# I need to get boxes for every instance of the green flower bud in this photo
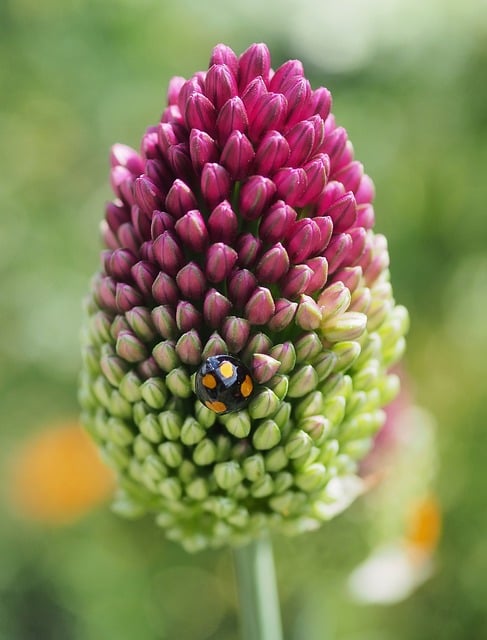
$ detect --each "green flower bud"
[248,389,281,420]
[288,365,319,398]
[119,370,142,403]
[165,367,192,398]
[250,474,274,498]
[222,411,252,438]
[193,439,217,466]
[243,454,266,481]
[252,419,281,450]
[180,417,206,445]
[140,378,167,409]
[214,461,243,490]
[158,411,182,441]
[284,430,313,460]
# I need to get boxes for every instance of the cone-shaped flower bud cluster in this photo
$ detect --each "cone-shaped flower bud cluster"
[80,43,408,551]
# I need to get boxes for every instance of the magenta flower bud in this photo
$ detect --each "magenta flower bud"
[235,233,262,268]
[205,64,238,110]
[140,127,160,159]
[286,219,321,263]
[228,269,257,307]
[238,43,271,91]
[202,332,228,358]
[157,122,184,154]
[238,176,276,221]
[334,140,354,171]
[189,129,219,173]
[167,76,185,106]
[241,76,267,115]
[311,87,332,121]
[126,306,157,342]
[258,200,296,245]
[324,233,353,275]
[325,192,357,232]
[105,201,130,233]
[150,210,174,240]
[220,131,255,180]
[356,203,375,229]
[153,231,184,276]
[115,283,143,312]
[332,266,363,293]
[165,179,197,219]
[108,249,137,281]
[176,262,207,301]
[210,44,239,76]
[269,59,304,92]
[295,294,323,330]
[222,316,251,353]
[244,287,275,325]
[251,354,281,384]
[299,155,329,207]
[152,271,179,305]
[177,75,204,113]
[283,77,312,126]
[110,143,144,175]
[243,332,273,357]
[160,104,184,127]
[175,329,202,365]
[137,356,161,380]
[110,315,130,341]
[255,243,290,283]
[280,264,313,298]
[176,300,202,332]
[167,143,193,180]
[254,131,290,176]
[102,224,119,251]
[131,260,158,298]
[94,275,117,311]
[140,240,155,263]
[174,209,209,253]
[348,227,367,266]
[206,242,238,283]
[116,222,140,254]
[208,201,238,244]
[130,205,151,240]
[317,282,351,317]
[303,256,329,294]
[133,175,164,215]
[116,330,148,363]
[355,174,375,204]
[151,305,177,339]
[200,163,231,208]
[274,167,307,208]
[184,92,217,135]
[322,126,347,164]
[334,161,364,193]
[248,93,288,142]
[268,298,298,332]
[203,288,232,328]
[286,120,316,167]
[215,96,248,145]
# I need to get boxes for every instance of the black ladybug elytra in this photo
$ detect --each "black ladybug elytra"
[195,355,254,415]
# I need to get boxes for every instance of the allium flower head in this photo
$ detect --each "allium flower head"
[79,43,409,551]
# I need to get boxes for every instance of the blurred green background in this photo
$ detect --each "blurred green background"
[1,0,487,638]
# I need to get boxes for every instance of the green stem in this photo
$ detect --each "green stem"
[233,537,283,640]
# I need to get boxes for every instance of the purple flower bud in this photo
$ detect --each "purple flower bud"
[152,339,180,372]
[210,44,239,77]
[334,140,354,171]
[165,179,197,219]
[280,264,313,298]
[115,283,143,312]
[269,341,296,373]
[238,43,271,91]
[355,174,375,204]
[152,231,184,276]
[228,269,257,307]
[167,143,193,179]
[258,200,296,244]
[178,75,204,113]
[286,219,321,263]
[94,275,117,311]
[324,233,353,275]
[317,281,351,317]
[274,167,307,208]
[110,314,130,341]
[176,261,207,300]
[110,143,144,175]
[207,201,238,244]
[116,222,140,254]
[200,163,231,208]
[131,260,158,298]
[269,59,304,92]
[356,203,375,229]
[202,332,228,358]
[130,205,151,240]
[215,97,248,145]
[189,129,219,173]
[322,126,348,164]
[248,93,288,142]
[303,256,329,294]
[140,127,160,160]
[203,288,232,328]
[222,316,251,353]
[333,161,363,193]
[111,166,134,204]
[244,287,275,325]
[255,243,290,283]
[139,240,154,263]
[268,298,298,332]
[184,92,217,135]
[220,131,255,180]
[254,131,290,176]
[116,330,148,363]
[324,192,357,232]
[295,294,323,330]
[283,77,312,126]
[311,87,332,121]
[102,224,119,251]
[241,76,267,115]
[174,209,209,253]
[157,122,184,154]
[133,175,164,215]
[149,214,171,245]
[125,306,157,342]
[167,76,186,106]
[151,305,177,339]
[238,176,276,220]
[176,300,202,332]
[251,354,281,384]
[348,227,367,266]
[105,200,130,233]
[299,155,329,207]
[137,356,161,380]
[205,64,238,110]
[175,329,202,365]
[108,249,137,281]
[236,232,262,268]
[332,266,363,293]
[206,243,238,283]
[152,271,179,305]
[243,332,273,357]
[286,120,316,167]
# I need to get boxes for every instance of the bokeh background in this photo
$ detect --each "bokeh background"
[1,0,486,638]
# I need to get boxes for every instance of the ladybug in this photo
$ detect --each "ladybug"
[195,355,254,415]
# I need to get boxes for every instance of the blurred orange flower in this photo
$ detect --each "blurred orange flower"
[9,422,115,524]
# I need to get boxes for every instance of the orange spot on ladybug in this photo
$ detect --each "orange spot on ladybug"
[240,375,253,398]
[219,360,234,379]
[205,400,228,414]
[202,373,217,389]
